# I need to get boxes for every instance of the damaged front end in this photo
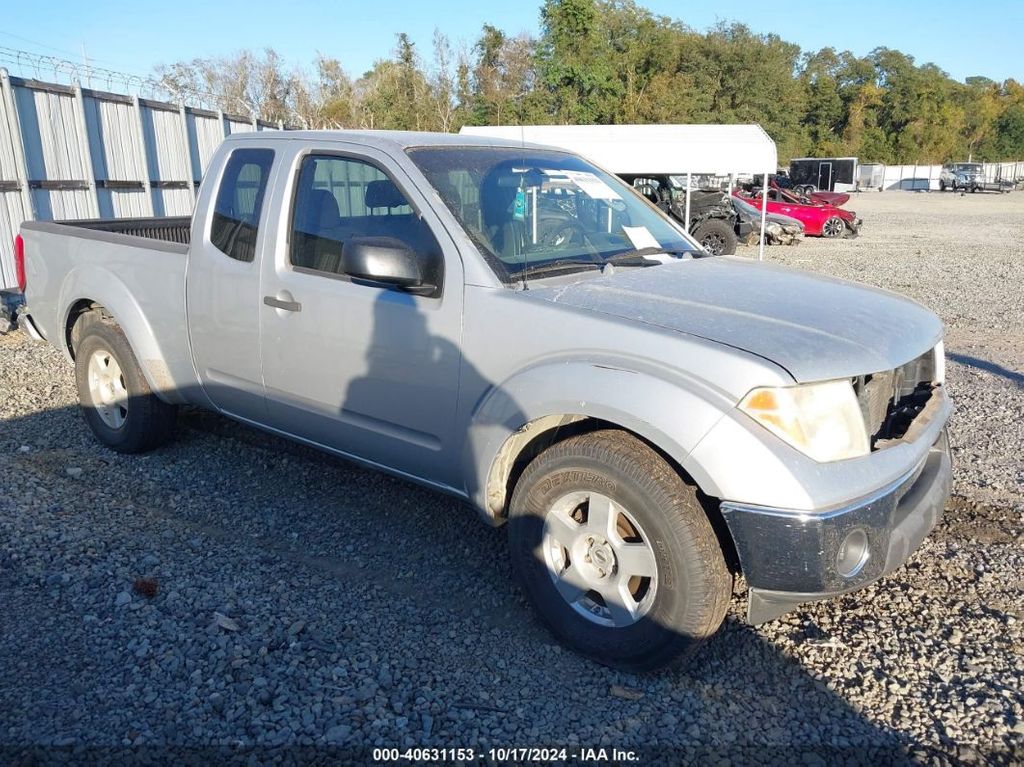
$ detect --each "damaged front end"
[730,197,804,247]
[742,219,804,246]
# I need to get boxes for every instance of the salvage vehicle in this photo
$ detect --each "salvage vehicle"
[16,131,951,671]
[731,195,803,245]
[759,174,850,207]
[618,174,742,256]
[734,187,860,238]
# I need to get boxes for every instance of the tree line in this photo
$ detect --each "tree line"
[155,0,1024,163]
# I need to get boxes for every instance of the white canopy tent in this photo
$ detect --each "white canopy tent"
[460,124,777,260]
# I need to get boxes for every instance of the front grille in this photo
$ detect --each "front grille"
[853,350,936,448]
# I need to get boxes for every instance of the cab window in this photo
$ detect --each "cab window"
[289,154,442,288]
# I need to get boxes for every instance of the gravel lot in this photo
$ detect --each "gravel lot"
[1,190,1022,762]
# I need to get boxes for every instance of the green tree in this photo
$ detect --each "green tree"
[467,25,542,126]
[994,103,1024,158]
[152,2,1024,164]
[536,0,622,122]
[678,23,807,159]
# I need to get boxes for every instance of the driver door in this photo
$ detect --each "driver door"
[257,145,466,487]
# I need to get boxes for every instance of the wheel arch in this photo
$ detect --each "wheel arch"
[464,362,736,562]
[482,412,741,571]
[59,282,186,405]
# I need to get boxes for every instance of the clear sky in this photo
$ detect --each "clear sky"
[1,0,1021,84]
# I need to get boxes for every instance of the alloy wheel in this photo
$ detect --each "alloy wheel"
[541,491,658,628]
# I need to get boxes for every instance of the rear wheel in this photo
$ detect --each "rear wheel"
[691,218,737,256]
[821,216,846,238]
[939,180,947,191]
[74,315,177,453]
[508,430,731,671]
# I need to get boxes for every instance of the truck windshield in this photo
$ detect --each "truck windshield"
[407,146,697,282]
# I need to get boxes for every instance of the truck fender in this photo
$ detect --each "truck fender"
[462,361,730,522]
[57,265,189,405]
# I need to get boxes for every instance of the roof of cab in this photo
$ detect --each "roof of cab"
[223,129,553,152]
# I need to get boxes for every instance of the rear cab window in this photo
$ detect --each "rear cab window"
[210,148,275,262]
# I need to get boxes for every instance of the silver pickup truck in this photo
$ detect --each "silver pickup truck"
[16,131,952,670]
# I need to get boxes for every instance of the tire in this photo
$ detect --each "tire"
[508,430,731,671]
[939,180,946,192]
[691,218,737,256]
[74,314,177,453]
[821,216,846,238]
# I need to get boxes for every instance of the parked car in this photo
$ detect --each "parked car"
[16,130,950,671]
[619,174,742,255]
[734,187,861,238]
[940,163,981,192]
[731,195,804,245]
[938,162,1011,193]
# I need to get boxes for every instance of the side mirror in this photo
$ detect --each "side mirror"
[341,237,438,296]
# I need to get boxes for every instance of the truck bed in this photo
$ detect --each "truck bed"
[19,217,198,404]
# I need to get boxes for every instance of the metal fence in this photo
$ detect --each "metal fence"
[857,162,1024,191]
[0,69,284,289]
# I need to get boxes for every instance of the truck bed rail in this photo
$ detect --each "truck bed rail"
[59,217,191,245]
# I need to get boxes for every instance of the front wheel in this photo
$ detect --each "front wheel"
[691,218,737,256]
[508,430,731,671]
[74,314,177,453]
[821,215,846,238]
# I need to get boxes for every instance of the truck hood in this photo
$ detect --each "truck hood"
[526,256,943,383]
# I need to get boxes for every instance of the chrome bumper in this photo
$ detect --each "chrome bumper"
[722,430,952,624]
[16,307,45,341]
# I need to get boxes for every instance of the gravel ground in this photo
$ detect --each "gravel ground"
[1,190,1022,762]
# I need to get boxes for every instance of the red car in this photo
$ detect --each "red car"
[769,176,850,207]
[807,190,851,207]
[733,188,860,238]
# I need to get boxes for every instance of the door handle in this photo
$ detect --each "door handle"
[263,295,302,312]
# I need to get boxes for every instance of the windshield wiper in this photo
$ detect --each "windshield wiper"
[513,258,602,279]
[605,247,690,265]
[512,247,691,284]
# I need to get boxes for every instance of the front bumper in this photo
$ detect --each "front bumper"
[721,430,952,624]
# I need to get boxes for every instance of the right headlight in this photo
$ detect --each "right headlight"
[738,379,870,462]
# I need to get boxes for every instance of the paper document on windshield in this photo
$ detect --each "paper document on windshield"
[542,169,621,200]
[622,225,661,251]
